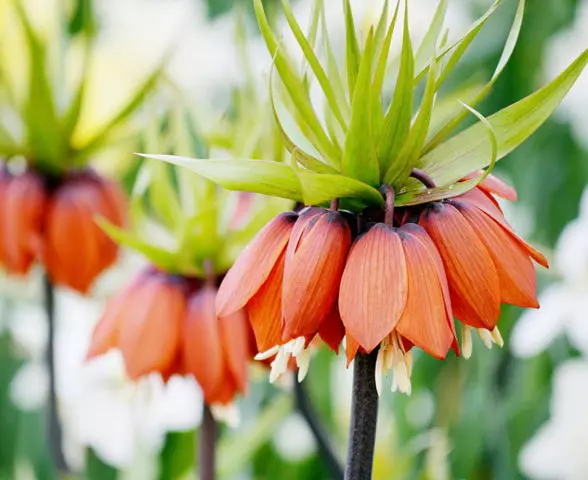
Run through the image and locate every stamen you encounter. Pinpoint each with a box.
[255,345,280,361]
[374,334,413,396]
[477,328,495,350]
[490,327,504,347]
[461,325,473,359]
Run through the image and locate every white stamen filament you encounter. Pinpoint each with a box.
[255,337,313,384]
[477,327,504,350]
[461,325,473,359]
[490,327,504,347]
[373,334,413,396]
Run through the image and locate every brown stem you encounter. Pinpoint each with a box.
[203,259,215,288]
[383,186,395,227]
[410,168,437,189]
[344,351,379,480]
[330,198,340,211]
[199,405,216,480]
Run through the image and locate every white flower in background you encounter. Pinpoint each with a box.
[273,413,317,462]
[6,287,202,471]
[544,0,588,149]
[519,360,588,480]
[511,188,588,357]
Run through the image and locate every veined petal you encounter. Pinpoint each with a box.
[282,209,351,340]
[216,212,297,317]
[339,224,408,352]
[183,286,225,404]
[345,334,361,366]
[396,224,455,359]
[463,171,518,201]
[119,275,184,378]
[420,204,501,329]
[219,309,250,394]
[460,204,539,308]
[245,251,286,353]
[318,305,346,353]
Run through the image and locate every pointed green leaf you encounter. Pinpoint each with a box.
[414,0,447,74]
[374,0,390,48]
[269,70,337,174]
[342,30,379,186]
[415,0,503,83]
[141,154,303,201]
[297,171,384,207]
[344,0,361,98]
[254,0,338,164]
[385,54,439,186]
[424,0,525,151]
[280,0,347,131]
[418,49,588,189]
[377,6,414,177]
[97,218,179,272]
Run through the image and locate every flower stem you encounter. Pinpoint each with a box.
[294,380,344,479]
[43,273,69,474]
[199,404,217,480]
[345,351,379,480]
[410,168,437,189]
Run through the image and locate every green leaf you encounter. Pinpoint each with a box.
[97,218,179,272]
[415,0,503,83]
[418,49,588,189]
[424,0,525,151]
[281,0,347,132]
[254,0,338,165]
[414,0,447,74]
[269,65,337,174]
[343,30,379,185]
[141,154,303,201]
[385,53,439,186]
[377,5,414,177]
[158,431,195,480]
[84,448,118,480]
[297,171,384,207]
[343,0,361,98]
[374,0,390,49]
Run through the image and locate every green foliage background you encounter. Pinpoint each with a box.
[1,0,587,479]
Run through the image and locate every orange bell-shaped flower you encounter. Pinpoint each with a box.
[0,169,46,275]
[43,170,126,293]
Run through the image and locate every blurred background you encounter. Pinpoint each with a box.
[1,0,588,479]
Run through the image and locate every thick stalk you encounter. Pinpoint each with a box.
[294,381,344,479]
[199,404,217,480]
[344,351,379,480]
[43,274,69,474]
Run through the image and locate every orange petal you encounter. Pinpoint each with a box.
[396,224,455,359]
[216,212,297,316]
[1,171,46,275]
[420,204,501,329]
[460,204,539,308]
[183,286,225,403]
[245,251,286,352]
[463,171,518,201]
[318,305,345,353]
[282,209,351,340]
[119,275,184,379]
[345,334,361,366]
[339,224,408,352]
[44,178,108,293]
[219,309,250,394]
[87,288,127,359]
[457,191,548,268]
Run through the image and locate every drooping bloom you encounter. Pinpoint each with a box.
[339,223,457,394]
[88,267,252,406]
[0,166,126,292]
[419,185,548,354]
[43,171,126,293]
[216,208,350,381]
[0,169,46,275]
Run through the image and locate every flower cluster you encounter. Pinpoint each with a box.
[0,165,125,292]
[217,173,547,394]
[87,266,254,406]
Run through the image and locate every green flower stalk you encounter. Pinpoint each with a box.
[143,0,588,477]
